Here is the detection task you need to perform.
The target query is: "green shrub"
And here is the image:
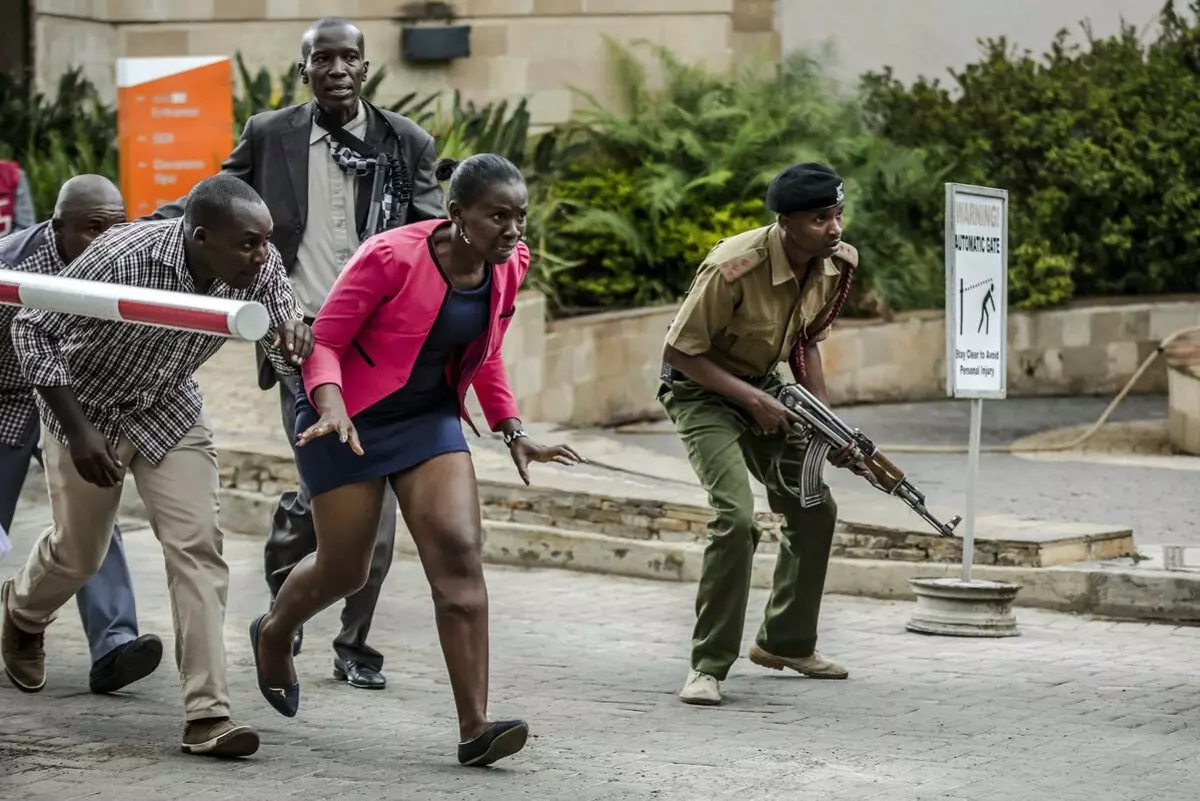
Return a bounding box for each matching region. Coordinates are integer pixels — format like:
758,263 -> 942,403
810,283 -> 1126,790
0,69 -> 118,218
532,38 -> 943,315
860,0 -> 1200,308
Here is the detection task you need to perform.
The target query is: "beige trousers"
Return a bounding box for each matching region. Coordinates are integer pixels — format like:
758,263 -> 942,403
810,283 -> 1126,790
5,414 -> 231,721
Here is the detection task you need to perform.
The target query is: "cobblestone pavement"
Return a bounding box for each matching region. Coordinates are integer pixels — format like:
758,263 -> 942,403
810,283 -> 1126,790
598,394 -> 1200,546
2,500 -> 1199,801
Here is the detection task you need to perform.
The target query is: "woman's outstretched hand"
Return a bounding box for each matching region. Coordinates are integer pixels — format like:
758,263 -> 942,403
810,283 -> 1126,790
296,408 -> 363,455
509,438 -> 586,485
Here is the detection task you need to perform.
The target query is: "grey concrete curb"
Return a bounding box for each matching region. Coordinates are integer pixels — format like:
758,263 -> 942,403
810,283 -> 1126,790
116,483 -> 1200,625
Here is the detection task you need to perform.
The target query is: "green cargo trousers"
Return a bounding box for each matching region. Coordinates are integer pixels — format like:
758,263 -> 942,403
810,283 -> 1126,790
658,372 -> 838,681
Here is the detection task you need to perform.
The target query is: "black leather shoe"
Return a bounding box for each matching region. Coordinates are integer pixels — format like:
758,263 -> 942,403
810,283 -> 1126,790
458,721 -> 529,767
333,658 -> 386,690
292,626 -> 303,656
89,634 -> 163,694
249,614 -> 299,717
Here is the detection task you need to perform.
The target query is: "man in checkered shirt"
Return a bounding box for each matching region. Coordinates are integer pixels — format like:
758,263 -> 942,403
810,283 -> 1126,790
0,175 -> 167,697
1,174 -> 313,759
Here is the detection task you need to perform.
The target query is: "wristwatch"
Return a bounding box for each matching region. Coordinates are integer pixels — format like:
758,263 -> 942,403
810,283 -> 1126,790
503,429 -> 528,447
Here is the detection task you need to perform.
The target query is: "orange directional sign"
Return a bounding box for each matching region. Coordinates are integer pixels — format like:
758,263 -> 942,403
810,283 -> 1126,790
117,56 -> 233,218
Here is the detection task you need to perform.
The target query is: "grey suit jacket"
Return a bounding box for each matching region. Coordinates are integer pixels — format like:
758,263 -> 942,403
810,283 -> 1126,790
145,99 -> 445,270
144,99 -> 446,389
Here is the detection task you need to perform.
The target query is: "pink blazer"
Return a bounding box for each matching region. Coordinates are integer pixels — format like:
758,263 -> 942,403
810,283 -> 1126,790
301,218 -> 528,435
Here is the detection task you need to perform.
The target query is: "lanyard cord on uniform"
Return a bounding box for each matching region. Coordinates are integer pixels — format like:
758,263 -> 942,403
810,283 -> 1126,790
787,255 -> 857,382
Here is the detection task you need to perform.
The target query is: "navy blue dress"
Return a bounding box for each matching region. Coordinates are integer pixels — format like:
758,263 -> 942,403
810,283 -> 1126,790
293,265 -> 493,498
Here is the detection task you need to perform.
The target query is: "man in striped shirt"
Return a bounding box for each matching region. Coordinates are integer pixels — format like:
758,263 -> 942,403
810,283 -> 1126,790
0,174 -> 165,696
1,174 -> 313,758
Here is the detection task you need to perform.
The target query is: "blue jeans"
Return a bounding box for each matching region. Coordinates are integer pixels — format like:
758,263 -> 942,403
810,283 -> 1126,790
0,413 -> 138,664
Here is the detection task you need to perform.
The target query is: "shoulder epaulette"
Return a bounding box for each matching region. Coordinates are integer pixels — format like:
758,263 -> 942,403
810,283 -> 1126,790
716,249 -> 768,282
704,226 -> 771,283
835,241 -> 858,269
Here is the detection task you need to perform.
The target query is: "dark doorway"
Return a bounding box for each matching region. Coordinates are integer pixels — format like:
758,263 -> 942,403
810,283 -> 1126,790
0,0 -> 34,88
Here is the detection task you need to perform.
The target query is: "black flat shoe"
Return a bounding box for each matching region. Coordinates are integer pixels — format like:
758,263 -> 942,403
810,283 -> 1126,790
458,720 -> 529,767
249,614 -> 299,718
89,634 -> 163,694
333,658 -> 386,689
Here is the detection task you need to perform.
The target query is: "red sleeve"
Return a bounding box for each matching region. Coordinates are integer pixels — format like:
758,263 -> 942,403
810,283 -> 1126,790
471,243 -> 529,429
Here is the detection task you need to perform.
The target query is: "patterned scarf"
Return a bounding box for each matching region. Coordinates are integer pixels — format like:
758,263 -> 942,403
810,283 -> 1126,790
788,254 -> 857,381
314,102 -> 412,237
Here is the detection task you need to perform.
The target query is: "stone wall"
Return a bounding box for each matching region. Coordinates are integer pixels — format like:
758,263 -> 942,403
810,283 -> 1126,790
33,0 -> 780,126
468,295 -> 1200,426
823,300 -> 1200,405
1165,330 -> 1200,455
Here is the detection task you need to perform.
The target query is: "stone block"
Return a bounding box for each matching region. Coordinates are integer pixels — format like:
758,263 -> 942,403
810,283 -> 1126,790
1008,313 -> 1032,351
1105,341 -> 1140,379
1060,311 -> 1091,348
533,0 -> 581,12
469,23 -> 510,57
731,0 -> 774,33
214,0 -> 265,18
1041,348 -> 1064,382
1031,312 -> 1063,349
447,56 -> 494,91
858,326 -> 894,369
887,548 -> 926,562
1060,346 -> 1108,386
815,329 -> 864,375
844,547 -> 891,560
582,0 -> 731,12
1090,308 -> 1149,345
1168,367 -> 1200,455
1149,305 -> 1200,340
466,0 -> 535,15
122,28 -> 192,56
483,55 -> 531,91
650,517 -> 690,533
511,510 -> 557,527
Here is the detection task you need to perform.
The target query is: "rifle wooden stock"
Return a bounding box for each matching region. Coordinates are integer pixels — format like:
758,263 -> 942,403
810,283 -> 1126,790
864,450 -> 905,493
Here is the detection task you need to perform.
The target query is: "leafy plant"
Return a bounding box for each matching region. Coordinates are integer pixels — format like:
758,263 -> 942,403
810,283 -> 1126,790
860,0 -> 1200,308
529,38 -> 941,315
0,68 -> 118,219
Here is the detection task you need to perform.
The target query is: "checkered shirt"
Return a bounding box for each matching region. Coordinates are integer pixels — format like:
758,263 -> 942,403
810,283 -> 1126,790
0,226 -> 65,446
10,218 -> 302,465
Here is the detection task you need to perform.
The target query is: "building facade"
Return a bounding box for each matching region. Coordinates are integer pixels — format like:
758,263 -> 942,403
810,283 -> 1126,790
780,0 -> 1166,89
27,0 -> 780,125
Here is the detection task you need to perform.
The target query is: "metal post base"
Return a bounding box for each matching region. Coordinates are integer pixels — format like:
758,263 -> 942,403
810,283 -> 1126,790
905,577 -> 1022,638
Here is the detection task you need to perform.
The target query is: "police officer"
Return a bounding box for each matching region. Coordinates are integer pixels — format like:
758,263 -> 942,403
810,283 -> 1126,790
657,162 -> 863,706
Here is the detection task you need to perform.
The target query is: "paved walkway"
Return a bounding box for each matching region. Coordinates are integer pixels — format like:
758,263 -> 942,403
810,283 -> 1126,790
2,499 -> 1198,801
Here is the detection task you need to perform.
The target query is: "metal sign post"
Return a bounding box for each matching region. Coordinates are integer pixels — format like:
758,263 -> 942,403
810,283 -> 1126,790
944,183 -> 1008,581
906,183 -> 1020,638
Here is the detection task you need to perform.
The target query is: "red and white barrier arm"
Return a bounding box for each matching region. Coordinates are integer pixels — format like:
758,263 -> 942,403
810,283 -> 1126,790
0,268 -> 270,342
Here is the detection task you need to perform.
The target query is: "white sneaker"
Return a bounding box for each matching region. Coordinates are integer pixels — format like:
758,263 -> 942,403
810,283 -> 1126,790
679,669 -> 721,705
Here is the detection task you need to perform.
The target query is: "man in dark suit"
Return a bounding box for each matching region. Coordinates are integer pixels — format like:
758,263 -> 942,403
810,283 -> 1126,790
148,16 -> 445,691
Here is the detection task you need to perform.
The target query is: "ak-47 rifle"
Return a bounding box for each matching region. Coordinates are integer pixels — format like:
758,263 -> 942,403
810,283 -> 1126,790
772,381 -> 963,538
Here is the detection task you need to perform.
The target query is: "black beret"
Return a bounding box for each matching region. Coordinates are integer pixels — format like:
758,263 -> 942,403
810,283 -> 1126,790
766,162 -> 845,214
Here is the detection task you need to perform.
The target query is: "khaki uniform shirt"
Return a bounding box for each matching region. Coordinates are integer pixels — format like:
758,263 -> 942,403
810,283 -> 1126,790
665,223 -> 857,378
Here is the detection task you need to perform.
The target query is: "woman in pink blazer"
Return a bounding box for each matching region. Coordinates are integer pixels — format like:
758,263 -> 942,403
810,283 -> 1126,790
248,153 -> 583,767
